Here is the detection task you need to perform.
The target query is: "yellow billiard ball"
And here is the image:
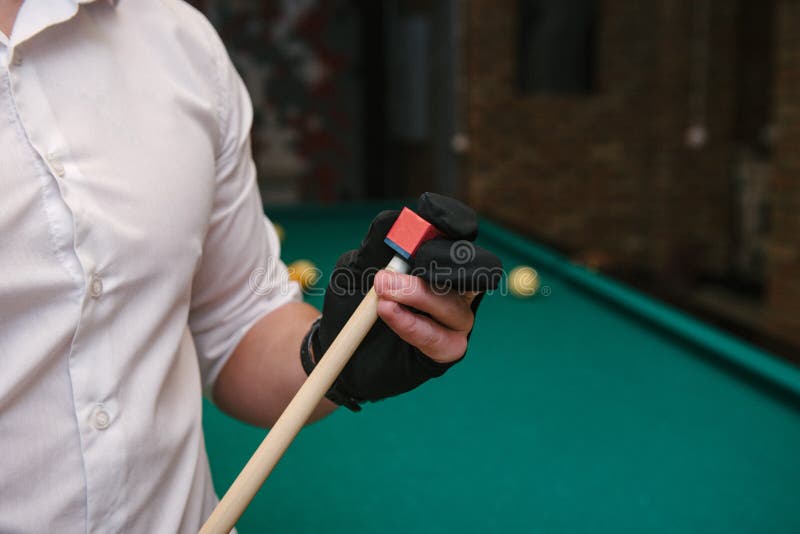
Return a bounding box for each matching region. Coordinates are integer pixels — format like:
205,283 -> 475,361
273,223 -> 286,243
508,265 -> 539,297
288,259 -> 320,290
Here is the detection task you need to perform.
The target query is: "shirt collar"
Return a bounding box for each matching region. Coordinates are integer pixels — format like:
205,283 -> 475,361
10,0 -> 117,48
76,0 -> 119,5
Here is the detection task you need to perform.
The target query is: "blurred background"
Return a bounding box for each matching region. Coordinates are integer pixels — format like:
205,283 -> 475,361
187,0 -> 797,359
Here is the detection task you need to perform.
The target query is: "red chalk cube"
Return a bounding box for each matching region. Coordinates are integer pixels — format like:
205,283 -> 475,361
384,207 -> 441,259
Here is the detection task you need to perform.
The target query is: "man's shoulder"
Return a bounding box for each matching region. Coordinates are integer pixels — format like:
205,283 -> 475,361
113,0 -> 232,101
153,0 -> 217,35
120,0 -> 228,66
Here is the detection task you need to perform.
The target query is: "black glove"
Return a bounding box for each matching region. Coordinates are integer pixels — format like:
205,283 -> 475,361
300,193 -> 502,411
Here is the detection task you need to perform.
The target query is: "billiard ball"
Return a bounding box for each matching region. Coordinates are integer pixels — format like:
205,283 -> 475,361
288,259 -> 320,290
273,223 -> 286,243
508,265 -> 539,297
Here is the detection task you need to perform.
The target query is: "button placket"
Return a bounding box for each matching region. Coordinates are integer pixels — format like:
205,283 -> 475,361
89,275 -> 103,298
91,405 -> 111,430
46,152 -> 65,177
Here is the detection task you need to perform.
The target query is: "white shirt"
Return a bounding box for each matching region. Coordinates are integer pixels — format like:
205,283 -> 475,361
0,1 -> 300,531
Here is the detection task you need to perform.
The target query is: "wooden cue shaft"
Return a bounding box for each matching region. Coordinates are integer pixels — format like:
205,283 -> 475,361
199,257 -> 408,534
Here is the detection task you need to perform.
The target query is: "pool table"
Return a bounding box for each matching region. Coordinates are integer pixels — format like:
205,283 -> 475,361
203,202 -> 800,533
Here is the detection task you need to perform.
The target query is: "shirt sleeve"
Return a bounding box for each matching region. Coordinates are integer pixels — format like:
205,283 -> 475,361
188,27 -> 301,397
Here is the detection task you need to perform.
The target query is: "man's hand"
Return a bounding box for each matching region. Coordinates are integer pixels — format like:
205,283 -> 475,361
374,270 -> 475,364
302,193 -> 503,411
215,193 -> 501,426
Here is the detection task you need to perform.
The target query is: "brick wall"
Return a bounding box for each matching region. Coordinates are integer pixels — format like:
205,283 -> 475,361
465,0 -> 800,348
464,0 -> 739,283
765,0 -> 800,345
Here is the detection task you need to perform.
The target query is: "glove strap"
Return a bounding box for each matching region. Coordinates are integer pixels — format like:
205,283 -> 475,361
300,317 -> 363,412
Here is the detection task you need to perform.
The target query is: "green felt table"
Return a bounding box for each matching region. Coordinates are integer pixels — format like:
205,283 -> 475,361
203,202 -> 800,533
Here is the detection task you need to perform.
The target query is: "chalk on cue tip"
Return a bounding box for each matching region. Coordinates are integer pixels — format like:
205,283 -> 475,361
385,207 -> 441,260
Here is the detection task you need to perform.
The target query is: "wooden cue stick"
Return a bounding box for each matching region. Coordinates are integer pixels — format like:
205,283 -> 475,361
199,256 -> 409,534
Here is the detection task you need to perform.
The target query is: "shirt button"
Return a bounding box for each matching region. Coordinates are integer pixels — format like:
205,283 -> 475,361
91,407 -> 111,430
12,51 -> 22,66
46,153 -> 65,177
89,276 -> 104,298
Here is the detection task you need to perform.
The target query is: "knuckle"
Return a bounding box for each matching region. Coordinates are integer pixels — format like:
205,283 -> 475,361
451,297 -> 474,332
462,300 -> 476,330
398,308 -> 418,333
408,281 -> 429,305
421,323 -> 442,348
453,336 -> 468,358
463,312 -> 475,333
